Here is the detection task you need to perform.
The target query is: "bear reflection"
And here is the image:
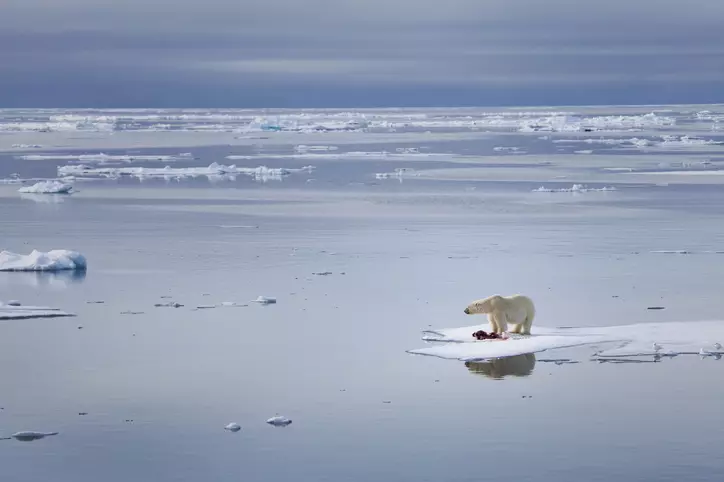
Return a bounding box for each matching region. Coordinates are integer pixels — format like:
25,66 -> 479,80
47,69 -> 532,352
464,353 -> 536,379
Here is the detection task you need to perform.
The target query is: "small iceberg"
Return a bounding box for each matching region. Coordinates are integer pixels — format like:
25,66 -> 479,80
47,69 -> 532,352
224,423 -> 241,432
0,250 -> 87,272
0,301 -> 75,320
18,180 -> 73,194
266,416 -> 292,426
252,296 -> 277,305
4,431 -> 59,442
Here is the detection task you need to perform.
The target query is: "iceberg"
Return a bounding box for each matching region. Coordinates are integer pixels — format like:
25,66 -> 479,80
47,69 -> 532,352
17,181 -> 73,194
0,250 -> 87,272
407,320 -> 724,362
0,301 -> 75,320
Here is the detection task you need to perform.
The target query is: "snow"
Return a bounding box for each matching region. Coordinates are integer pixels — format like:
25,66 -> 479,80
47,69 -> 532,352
532,184 -> 617,193
407,320 -> 724,361
17,180 -> 73,194
57,163 -> 314,182
0,250 -> 87,272
0,301 -> 75,320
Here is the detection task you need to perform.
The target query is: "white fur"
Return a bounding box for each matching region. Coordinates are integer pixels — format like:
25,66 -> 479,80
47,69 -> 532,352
464,294 -> 536,335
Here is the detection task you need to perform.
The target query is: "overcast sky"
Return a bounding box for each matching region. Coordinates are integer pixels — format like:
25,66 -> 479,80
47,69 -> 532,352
2,0 -> 724,107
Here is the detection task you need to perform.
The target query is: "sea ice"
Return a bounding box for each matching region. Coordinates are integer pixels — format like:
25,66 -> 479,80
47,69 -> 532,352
57,163 -> 314,182
224,423 -> 241,432
2,431 -> 59,442
0,250 -> 87,272
266,416 -> 292,426
252,296 -> 277,305
0,301 -> 75,320
408,320 -> 724,361
532,184 -> 616,193
17,180 -> 73,194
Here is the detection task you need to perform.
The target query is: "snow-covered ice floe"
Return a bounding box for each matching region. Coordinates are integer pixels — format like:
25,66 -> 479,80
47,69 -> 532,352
0,301 -> 75,320
19,152 -> 193,162
0,250 -> 87,272
57,163 -> 314,182
407,321 -> 724,361
17,180 -> 73,194
532,184 -> 616,193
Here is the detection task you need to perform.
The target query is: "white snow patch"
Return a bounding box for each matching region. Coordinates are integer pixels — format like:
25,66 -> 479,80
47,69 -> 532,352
18,180 -> 73,194
408,320 -> 724,361
0,250 -> 87,272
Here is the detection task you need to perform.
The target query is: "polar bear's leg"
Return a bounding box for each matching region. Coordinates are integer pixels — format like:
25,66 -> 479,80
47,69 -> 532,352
488,313 -> 500,334
520,315 -> 533,335
492,312 -> 508,334
510,323 -> 522,334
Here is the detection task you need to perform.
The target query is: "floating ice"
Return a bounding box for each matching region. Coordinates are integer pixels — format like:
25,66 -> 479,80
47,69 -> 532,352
220,301 -> 248,307
532,184 -> 616,193
11,144 -> 42,148
4,431 -> 59,442
18,180 -> 73,194
20,153 -> 192,163
252,296 -> 277,305
375,168 -> 418,179
0,301 -> 75,320
408,320 -> 724,361
493,146 -> 524,153
574,150 -> 593,154
0,250 -> 87,272
295,145 -> 338,151
57,163 -> 314,182
266,416 -> 292,426
224,423 -> 241,432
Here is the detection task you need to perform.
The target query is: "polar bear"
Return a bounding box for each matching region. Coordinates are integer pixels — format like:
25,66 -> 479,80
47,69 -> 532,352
463,294 -> 535,335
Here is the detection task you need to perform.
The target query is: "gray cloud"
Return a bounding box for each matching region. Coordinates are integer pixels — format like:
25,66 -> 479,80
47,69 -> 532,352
2,0 -> 724,107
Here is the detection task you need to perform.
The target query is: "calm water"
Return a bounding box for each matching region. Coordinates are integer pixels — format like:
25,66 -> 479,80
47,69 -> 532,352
2,106 -> 724,481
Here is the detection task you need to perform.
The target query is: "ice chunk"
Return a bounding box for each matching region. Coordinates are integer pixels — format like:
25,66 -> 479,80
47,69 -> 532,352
0,301 -> 74,320
408,320 -> 724,361
9,431 -> 59,442
295,145 -> 338,151
224,423 -> 241,432
0,250 -> 87,272
266,415 -> 292,426
252,296 -> 277,305
11,144 -> 42,148
18,181 -> 73,194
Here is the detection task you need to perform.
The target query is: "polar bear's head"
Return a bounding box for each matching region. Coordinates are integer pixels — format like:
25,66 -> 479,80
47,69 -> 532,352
464,295 -> 503,315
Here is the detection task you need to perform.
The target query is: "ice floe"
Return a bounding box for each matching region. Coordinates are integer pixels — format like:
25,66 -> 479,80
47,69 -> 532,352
295,145 -> 338,152
17,180 -> 73,194
252,296 -> 277,305
375,168 -> 418,180
0,301 -> 75,320
1,431 -> 59,442
266,415 -> 292,426
57,163 -> 314,182
408,320 -> 724,361
0,250 -> 87,272
224,423 -> 241,432
11,144 -> 42,148
532,184 -> 616,193
20,152 -> 193,163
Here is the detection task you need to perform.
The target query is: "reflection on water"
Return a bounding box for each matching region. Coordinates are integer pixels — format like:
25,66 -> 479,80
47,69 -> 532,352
19,193 -> 69,204
464,353 -> 536,379
0,269 -> 87,288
